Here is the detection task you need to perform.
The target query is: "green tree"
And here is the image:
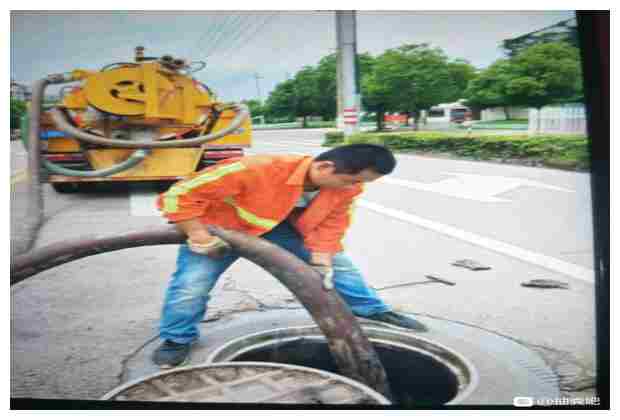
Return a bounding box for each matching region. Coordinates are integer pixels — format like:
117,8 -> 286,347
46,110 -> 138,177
264,79 -> 297,122
463,60 -> 515,118
313,52 -> 375,122
11,99 -> 27,130
241,99 -> 265,117
315,53 -> 337,121
362,44 -> 465,128
262,52 -> 376,125
292,66 -> 321,127
504,42 -> 582,109
446,59 -> 478,97
464,42 -> 582,121
361,71 -> 389,131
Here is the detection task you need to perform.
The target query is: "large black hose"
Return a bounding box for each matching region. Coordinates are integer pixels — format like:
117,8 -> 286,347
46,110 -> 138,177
10,226 -> 394,400
24,78 -> 49,248
49,104 -> 250,149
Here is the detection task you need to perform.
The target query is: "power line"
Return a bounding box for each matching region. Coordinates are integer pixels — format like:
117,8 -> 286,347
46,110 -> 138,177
204,14 -> 244,58
205,14 -> 268,60
211,13 -> 279,62
204,14 -> 251,59
245,12 -> 313,73
190,12 -> 239,60
186,12 -> 280,101
214,14 -> 263,58
187,13 -> 223,59
188,12 -> 279,78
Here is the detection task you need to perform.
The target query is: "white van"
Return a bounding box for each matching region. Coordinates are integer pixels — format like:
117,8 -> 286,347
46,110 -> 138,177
426,101 -> 471,125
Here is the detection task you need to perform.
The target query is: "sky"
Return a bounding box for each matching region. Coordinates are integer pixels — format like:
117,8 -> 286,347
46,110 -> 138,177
10,10 -> 576,102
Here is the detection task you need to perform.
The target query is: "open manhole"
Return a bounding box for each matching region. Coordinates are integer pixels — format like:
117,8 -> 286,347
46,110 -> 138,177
206,326 -> 478,407
102,362 -> 390,405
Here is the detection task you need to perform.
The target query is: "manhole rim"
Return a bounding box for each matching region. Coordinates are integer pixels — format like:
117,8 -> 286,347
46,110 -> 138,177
101,361 -> 392,404
205,324 -> 480,405
124,309 -> 561,404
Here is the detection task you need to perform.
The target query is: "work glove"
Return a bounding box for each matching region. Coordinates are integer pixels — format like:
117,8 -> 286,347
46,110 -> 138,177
187,237 -> 232,259
310,264 -> 334,291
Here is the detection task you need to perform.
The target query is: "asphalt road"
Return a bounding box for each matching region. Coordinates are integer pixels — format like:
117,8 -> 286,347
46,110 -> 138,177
10,130 -> 597,402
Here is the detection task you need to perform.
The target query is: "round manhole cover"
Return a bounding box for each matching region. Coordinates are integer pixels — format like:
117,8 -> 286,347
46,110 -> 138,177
206,326 -> 476,406
102,362 -> 391,405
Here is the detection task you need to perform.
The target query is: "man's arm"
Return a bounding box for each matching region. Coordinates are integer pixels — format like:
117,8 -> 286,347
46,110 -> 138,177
175,218 -> 231,258
303,187 -> 364,263
175,218 -> 215,245
157,160 -> 248,223
157,159 -> 253,257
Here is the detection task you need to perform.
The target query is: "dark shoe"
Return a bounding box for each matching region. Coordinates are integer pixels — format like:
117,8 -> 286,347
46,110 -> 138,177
152,340 -> 191,368
360,311 -> 429,332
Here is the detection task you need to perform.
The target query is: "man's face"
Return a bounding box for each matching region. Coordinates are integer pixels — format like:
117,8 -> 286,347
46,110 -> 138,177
308,161 -> 384,189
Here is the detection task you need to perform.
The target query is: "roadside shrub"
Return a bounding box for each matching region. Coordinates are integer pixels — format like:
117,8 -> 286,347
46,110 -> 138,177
324,131 -> 344,145
322,131 -> 589,170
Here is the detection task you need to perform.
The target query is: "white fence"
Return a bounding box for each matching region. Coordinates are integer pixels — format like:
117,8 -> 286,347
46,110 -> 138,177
528,104 -> 587,135
481,107 -> 530,121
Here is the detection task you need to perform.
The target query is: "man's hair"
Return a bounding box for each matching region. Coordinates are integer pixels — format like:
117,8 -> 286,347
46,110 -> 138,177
314,143 -> 397,175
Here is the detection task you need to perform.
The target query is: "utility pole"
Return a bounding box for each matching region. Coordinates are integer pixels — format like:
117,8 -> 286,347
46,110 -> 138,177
254,72 -> 263,102
336,11 -> 360,136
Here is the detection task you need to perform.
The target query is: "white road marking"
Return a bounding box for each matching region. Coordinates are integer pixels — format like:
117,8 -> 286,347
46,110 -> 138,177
358,199 -> 594,283
380,172 -> 575,203
129,187 -> 160,217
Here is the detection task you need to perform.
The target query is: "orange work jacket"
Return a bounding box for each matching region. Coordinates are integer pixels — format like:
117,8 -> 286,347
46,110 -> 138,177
156,154 -> 364,253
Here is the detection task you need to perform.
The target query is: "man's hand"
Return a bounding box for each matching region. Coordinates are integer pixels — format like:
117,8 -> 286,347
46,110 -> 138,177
310,252 -> 332,266
187,237 -> 232,259
311,264 -> 334,290
309,253 -> 334,290
175,219 -> 231,259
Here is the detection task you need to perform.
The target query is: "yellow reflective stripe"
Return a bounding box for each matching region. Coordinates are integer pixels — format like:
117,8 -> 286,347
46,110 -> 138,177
224,197 -> 279,229
163,162 -> 246,213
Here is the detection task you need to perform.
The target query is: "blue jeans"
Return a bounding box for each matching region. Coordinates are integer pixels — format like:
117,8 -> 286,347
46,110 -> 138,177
159,221 -> 390,344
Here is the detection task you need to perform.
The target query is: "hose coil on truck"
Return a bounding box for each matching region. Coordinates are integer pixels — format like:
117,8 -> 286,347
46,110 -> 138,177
23,46 -> 252,193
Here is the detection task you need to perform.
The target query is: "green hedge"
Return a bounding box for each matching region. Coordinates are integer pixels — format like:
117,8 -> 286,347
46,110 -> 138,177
307,121 -> 337,128
323,131 -> 590,170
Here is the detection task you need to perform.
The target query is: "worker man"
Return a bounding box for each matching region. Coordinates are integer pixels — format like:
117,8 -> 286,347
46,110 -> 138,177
153,143 -> 428,368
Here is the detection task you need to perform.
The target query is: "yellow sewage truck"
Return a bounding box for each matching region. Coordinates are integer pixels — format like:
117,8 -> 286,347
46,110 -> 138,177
22,46 -> 252,193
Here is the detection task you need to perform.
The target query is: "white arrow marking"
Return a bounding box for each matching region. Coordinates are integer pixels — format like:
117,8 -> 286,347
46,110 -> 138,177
379,172 -> 575,203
